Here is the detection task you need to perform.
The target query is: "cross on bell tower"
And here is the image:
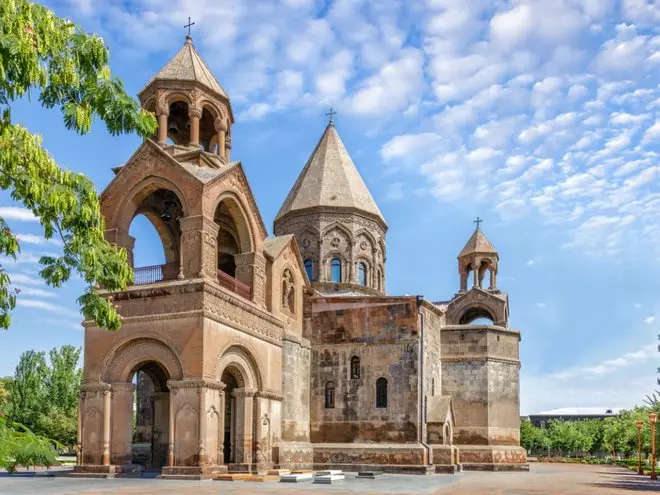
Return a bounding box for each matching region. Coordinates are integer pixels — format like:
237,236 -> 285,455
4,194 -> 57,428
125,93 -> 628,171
184,17 -> 195,38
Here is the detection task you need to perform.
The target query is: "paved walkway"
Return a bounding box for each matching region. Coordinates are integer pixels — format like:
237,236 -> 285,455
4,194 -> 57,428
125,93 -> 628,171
0,464 -> 658,494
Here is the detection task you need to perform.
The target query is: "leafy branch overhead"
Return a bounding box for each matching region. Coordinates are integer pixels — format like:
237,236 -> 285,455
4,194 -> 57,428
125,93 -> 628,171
0,0 -> 157,330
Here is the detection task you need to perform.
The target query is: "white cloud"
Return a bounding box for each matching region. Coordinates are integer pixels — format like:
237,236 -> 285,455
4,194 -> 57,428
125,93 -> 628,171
0,207 -> 37,222
15,233 -> 62,247
16,298 -> 80,318
348,48 -> 424,116
9,272 -> 45,286
644,316 -> 655,324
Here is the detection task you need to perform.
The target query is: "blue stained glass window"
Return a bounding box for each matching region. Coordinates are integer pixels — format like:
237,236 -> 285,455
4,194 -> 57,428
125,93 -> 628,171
331,258 -> 342,283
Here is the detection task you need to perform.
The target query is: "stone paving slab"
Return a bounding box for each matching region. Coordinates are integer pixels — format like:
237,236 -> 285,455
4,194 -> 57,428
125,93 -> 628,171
0,464 -> 658,494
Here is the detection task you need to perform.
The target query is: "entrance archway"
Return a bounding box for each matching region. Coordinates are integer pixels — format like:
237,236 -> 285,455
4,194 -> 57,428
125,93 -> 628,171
130,361 -> 170,470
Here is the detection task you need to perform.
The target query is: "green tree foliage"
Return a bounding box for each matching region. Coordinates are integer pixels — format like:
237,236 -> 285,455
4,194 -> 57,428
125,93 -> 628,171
522,402 -> 660,459
6,346 -> 82,448
0,376 -> 11,411
7,350 -> 48,428
0,416 -> 58,473
0,0 -> 157,331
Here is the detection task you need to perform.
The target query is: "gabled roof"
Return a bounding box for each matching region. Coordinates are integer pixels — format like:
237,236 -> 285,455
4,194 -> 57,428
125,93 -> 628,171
275,123 -> 386,226
459,227 -> 498,258
140,37 -> 228,99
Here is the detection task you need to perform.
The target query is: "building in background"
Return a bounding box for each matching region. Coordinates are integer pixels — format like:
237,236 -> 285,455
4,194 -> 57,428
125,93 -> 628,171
526,408 -> 620,427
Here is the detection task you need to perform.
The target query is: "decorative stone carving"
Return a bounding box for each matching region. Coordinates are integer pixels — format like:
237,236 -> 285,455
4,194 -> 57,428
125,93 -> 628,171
282,269 -> 295,313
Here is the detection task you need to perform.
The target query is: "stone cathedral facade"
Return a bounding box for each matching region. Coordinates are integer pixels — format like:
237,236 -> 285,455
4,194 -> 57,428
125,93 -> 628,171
74,37 -> 527,479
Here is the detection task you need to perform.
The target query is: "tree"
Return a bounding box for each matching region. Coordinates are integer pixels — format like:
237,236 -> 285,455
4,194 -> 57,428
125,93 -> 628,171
7,350 -> 48,430
6,346 -> 82,448
39,345 -> 81,447
0,0 -> 157,331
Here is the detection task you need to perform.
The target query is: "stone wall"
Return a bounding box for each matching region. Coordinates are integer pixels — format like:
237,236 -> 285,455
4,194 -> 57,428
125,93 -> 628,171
306,296 -> 421,444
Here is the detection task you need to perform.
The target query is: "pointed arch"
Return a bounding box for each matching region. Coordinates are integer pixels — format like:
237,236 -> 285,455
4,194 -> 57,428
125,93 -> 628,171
322,221 -> 353,241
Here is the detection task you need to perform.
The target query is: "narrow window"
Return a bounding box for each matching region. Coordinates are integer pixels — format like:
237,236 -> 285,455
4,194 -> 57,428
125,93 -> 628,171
376,269 -> 382,291
358,262 -> 367,286
376,377 -> 388,408
304,259 -> 313,282
325,381 -> 335,408
350,356 -> 360,379
331,258 -> 342,283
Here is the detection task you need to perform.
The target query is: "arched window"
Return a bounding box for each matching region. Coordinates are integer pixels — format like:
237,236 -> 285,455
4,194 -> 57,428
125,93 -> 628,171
331,258 -> 342,283
376,377 -> 388,408
325,381 -> 335,409
358,262 -> 367,286
304,259 -> 313,282
376,268 -> 382,291
350,356 -> 360,379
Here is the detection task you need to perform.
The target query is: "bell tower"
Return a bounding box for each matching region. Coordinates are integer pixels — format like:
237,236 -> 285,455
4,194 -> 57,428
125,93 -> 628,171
138,35 -> 234,161
457,218 -> 499,293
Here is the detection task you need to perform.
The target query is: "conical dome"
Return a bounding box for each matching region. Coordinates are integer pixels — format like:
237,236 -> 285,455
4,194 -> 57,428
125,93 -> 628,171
275,123 -> 386,226
139,37 -> 228,100
459,227 -> 498,258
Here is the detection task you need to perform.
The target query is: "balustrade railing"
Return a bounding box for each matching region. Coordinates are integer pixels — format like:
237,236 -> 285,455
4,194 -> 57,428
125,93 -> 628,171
217,269 -> 252,300
132,263 -> 179,285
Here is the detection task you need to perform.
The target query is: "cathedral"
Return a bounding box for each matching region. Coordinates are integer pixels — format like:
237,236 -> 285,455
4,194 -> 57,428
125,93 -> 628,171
74,36 -> 527,479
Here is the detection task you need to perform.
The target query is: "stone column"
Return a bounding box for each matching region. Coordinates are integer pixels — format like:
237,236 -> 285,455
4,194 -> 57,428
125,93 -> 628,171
226,131 -> 232,161
179,215 -> 219,280
152,392 -> 170,468
473,266 -> 479,289
168,390 -> 175,467
235,251 -> 266,307
189,107 -> 201,147
214,117 -> 227,160
217,390 -> 225,465
158,113 -> 168,145
232,388 -> 256,465
459,270 -> 468,292
198,385 -> 207,466
490,270 -> 496,289
76,395 -> 83,465
110,382 -> 135,466
102,388 -> 112,466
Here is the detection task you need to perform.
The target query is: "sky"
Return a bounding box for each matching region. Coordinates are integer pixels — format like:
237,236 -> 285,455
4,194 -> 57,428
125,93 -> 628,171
0,0 -> 658,415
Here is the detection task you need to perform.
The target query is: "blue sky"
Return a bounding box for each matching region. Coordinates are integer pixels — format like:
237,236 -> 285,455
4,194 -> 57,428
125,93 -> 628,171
0,0 -> 659,415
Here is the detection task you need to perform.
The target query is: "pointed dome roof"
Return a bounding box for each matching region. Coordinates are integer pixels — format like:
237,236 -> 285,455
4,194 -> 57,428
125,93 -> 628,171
140,37 -> 228,99
275,123 -> 386,225
459,227 -> 498,258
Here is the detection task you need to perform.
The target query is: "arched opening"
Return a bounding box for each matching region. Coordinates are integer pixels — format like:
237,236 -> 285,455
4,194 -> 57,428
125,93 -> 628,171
459,306 -> 496,325
167,101 -> 190,146
214,197 -> 252,299
130,361 -> 170,471
331,258 -> 342,283
350,356 -> 360,379
358,262 -> 368,286
221,368 -> 240,465
199,107 -> 215,151
129,188 -> 183,285
304,259 -> 313,282
478,261 -> 491,289
376,377 -> 388,408
325,381 -> 335,409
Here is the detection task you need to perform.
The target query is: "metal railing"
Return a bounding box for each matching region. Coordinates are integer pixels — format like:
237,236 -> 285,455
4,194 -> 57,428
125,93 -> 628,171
217,269 -> 252,300
132,263 -> 179,285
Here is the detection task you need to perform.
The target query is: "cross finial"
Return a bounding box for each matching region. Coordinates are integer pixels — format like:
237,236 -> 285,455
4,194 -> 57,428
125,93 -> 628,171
184,17 -> 195,39
474,217 -> 483,229
326,107 -> 337,126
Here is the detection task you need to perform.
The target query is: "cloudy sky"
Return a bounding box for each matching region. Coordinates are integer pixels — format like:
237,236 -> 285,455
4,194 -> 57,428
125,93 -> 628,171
0,0 -> 658,415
